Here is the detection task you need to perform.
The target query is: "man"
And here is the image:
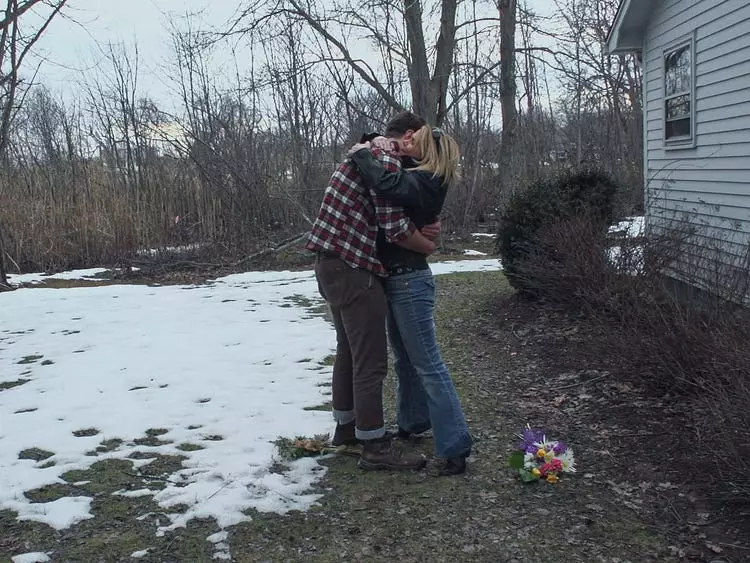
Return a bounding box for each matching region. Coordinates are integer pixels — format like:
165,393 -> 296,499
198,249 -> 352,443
350,115 -> 473,477
306,120 -> 436,471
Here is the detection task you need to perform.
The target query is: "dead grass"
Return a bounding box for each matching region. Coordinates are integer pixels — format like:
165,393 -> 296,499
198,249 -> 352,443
510,212 -> 750,508
2,268 -> 744,562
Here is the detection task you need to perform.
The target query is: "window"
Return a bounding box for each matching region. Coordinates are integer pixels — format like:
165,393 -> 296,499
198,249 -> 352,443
664,37 -> 694,146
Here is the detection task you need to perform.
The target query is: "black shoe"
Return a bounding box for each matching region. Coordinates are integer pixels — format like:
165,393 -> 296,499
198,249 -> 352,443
396,428 -> 411,439
431,456 -> 467,477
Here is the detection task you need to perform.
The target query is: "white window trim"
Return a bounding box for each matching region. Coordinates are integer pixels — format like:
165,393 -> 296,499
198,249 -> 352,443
663,31 -> 696,150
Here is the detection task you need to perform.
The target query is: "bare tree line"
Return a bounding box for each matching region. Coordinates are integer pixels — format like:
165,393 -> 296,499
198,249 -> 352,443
0,0 -> 68,288
0,0 -> 642,277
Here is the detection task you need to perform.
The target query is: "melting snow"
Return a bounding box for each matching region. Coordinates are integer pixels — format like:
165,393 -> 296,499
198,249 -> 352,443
0,259 -> 502,535
608,216 -> 644,238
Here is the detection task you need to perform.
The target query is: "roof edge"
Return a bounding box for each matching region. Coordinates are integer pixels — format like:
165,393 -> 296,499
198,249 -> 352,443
606,0 -> 649,54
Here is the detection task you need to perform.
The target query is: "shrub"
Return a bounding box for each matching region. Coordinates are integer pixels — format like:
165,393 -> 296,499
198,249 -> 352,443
507,204 -> 750,504
497,169 -> 618,294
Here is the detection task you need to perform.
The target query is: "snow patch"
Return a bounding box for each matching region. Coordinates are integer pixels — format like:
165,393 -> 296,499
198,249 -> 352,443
463,249 -> 487,256
609,216 -> 644,239
137,243 -> 205,257
207,531 -> 229,543
0,260 -> 501,534
430,259 -> 501,275
114,489 -> 155,498
4,497 -> 94,530
7,268 -> 109,286
11,553 -> 51,563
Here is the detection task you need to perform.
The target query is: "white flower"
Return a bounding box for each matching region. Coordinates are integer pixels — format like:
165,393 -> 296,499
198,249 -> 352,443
533,437 -> 553,451
560,449 -> 577,473
523,453 -> 535,469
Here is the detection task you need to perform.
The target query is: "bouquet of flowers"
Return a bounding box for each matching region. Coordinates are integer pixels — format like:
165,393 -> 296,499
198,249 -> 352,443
509,425 -> 576,483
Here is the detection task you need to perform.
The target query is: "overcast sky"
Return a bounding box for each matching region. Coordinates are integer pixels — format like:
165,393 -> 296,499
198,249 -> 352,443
33,0 -> 557,110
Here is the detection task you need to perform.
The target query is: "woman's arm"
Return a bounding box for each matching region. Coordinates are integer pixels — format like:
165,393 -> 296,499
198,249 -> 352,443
350,147 -> 426,208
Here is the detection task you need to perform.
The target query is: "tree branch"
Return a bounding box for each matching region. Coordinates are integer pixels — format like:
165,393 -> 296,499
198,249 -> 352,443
285,0 -> 405,113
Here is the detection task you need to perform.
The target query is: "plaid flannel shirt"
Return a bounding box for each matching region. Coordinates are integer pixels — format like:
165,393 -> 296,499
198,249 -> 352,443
306,147 -> 414,276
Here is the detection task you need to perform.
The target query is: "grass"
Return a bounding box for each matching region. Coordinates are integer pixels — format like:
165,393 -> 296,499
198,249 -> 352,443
133,435 -> 172,447
285,293 -> 328,317
18,448 -> 55,462
97,438 -> 123,453
303,402 -> 332,412
17,354 -> 44,365
72,428 -> 100,438
0,378 -> 30,391
1,268 -> 741,561
318,355 -> 336,367
177,443 -> 205,452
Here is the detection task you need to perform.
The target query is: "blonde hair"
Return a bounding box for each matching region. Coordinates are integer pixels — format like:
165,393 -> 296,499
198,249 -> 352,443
409,125 -> 461,187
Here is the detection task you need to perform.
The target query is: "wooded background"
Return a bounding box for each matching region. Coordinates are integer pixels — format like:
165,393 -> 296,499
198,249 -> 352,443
0,0 -> 642,278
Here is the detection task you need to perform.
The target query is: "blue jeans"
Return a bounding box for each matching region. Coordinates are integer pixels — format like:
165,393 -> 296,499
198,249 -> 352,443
385,269 -> 472,459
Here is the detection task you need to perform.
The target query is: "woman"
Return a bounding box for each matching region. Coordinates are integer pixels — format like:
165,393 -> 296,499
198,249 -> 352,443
349,123 -> 472,476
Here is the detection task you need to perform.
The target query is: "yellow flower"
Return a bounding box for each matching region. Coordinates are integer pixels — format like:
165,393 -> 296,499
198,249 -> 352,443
546,474 -> 560,484
536,449 -> 546,458
532,468 -> 541,477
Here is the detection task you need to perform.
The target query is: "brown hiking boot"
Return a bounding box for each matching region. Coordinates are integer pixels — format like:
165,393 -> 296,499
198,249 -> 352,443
358,436 -> 427,471
331,422 -> 358,446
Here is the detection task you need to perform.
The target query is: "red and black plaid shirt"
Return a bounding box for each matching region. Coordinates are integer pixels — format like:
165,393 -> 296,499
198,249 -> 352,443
306,147 -> 414,276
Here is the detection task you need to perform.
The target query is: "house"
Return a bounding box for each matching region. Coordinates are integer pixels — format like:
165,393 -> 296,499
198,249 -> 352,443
607,0 -> 750,300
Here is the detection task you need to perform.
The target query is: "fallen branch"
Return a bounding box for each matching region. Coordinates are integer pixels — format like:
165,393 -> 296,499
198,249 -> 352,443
235,232 -> 309,266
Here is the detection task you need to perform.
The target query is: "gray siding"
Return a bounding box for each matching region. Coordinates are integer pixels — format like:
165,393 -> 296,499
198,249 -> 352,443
643,0 -> 750,297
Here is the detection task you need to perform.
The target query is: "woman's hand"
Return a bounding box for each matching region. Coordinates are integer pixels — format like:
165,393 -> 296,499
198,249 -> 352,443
420,220 -> 441,241
346,141 -> 370,157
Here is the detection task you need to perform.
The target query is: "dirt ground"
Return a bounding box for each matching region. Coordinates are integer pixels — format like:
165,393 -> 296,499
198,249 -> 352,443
2,253 -> 748,562
224,271 -> 749,563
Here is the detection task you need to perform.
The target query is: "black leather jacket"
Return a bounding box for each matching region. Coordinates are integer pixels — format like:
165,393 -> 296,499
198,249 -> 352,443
351,148 -> 447,273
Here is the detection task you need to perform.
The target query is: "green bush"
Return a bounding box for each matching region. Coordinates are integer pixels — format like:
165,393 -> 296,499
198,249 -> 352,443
497,169 -> 619,294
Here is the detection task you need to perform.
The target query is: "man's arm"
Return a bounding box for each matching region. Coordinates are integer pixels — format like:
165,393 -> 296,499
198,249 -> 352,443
371,195 -> 434,255
372,193 -> 416,243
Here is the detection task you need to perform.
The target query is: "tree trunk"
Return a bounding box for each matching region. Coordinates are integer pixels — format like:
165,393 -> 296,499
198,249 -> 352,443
0,222 -> 10,291
431,0 -> 458,126
403,0 -> 435,124
403,0 -> 457,126
498,0 -> 518,183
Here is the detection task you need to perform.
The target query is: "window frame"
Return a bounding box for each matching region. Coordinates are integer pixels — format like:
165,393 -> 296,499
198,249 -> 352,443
663,32 -> 696,150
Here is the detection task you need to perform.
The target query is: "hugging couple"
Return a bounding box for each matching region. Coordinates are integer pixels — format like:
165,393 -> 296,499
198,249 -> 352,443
306,111 -> 471,477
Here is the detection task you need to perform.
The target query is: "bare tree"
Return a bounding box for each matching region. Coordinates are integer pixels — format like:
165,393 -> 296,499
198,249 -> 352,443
229,0 -> 467,126
0,0 -> 68,290
0,0 -> 650,273
498,0 -> 518,151
552,0 -> 643,210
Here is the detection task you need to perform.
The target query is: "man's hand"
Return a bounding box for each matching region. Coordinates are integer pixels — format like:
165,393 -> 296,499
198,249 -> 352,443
346,141 -> 370,157
420,219 -> 441,241
370,136 -> 399,154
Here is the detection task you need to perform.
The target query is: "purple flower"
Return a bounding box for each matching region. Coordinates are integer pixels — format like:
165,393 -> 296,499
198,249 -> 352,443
553,441 -> 567,454
518,427 -> 545,451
